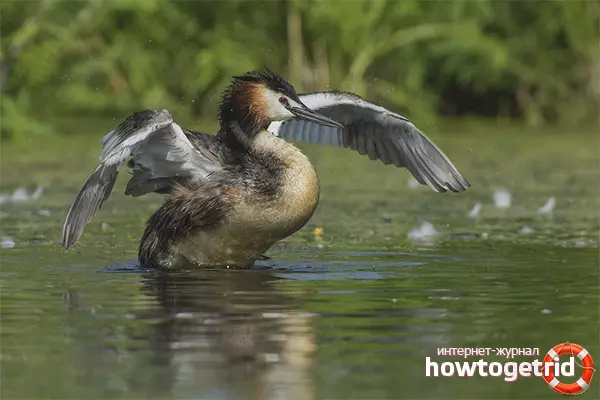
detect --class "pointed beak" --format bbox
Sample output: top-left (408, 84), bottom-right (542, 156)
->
top-left (286, 103), bottom-right (343, 128)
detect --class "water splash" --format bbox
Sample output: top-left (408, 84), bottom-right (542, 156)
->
top-left (0, 186), bottom-right (45, 204)
top-left (537, 197), bottom-right (555, 214)
top-left (1, 237), bottom-right (15, 248)
top-left (493, 188), bottom-right (511, 209)
top-left (31, 186), bottom-right (44, 200)
top-left (520, 226), bottom-right (533, 234)
top-left (408, 221), bottom-right (439, 240)
top-left (467, 202), bottom-right (482, 218)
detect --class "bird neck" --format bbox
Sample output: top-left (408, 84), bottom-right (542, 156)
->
top-left (218, 83), bottom-right (270, 149)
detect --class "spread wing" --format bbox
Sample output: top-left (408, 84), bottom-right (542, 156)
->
top-left (101, 110), bottom-right (221, 185)
top-left (61, 110), bottom-right (222, 249)
top-left (268, 92), bottom-right (470, 193)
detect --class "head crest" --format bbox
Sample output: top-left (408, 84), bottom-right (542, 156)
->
top-left (232, 70), bottom-right (297, 98)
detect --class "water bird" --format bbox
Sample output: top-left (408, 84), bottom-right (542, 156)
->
top-left (61, 70), bottom-right (470, 268)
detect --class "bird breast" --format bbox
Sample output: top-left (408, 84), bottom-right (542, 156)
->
top-left (171, 132), bottom-right (319, 268)
top-left (243, 131), bottom-right (320, 234)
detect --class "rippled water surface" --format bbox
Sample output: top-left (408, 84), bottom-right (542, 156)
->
top-left (1, 123), bottom-right (599, 399)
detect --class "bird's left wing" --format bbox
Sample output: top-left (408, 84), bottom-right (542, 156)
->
top-left (268, 92), bottom-right (470, 193)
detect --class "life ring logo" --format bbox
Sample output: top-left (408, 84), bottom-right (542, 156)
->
top-left (542, 343), bottom-right (595, 395)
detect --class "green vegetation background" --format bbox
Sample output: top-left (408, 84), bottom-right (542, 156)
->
top-left (1, 0), bottom-right (599, 140)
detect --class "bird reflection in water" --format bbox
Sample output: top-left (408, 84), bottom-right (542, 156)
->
top-left (139, 269), bottom-right (316, 399)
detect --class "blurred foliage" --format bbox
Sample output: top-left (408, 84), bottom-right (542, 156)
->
top-left (1, 0), bottom-right (599, 140)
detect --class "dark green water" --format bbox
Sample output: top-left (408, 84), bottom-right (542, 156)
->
top-left (1, 122), bottom-right (599, 399)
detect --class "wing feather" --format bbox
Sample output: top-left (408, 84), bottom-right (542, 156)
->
top-left (355, 121), bottom-right (367, 155)
top-left (318, 125), bottom-right (330, 146)
top-left (310, 121), bottom-right (320, 144)
top-left (62, 110), bottom-right (222, 249)
top-left (268, 91), bottom-right (470, 193)
top-left (365, 125), bottom-right (378, 161)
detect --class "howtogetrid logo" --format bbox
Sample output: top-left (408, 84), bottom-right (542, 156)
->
top-left (542, 343), bottom-right (595, 396)
top-left (426, 342), bottom-right (595, 396)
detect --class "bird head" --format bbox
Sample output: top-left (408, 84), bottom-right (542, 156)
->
top-left (219, 70), bottom-right (342, 137)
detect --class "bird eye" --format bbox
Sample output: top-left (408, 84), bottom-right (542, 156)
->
top-left (279, 97), bottom-right (288, 105)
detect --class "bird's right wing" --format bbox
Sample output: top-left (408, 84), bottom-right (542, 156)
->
top-left (61, 110), bottom-right (221, 250)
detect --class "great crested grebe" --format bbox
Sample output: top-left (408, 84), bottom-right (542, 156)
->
top-left (61, 70), bottom-right (470, 268)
